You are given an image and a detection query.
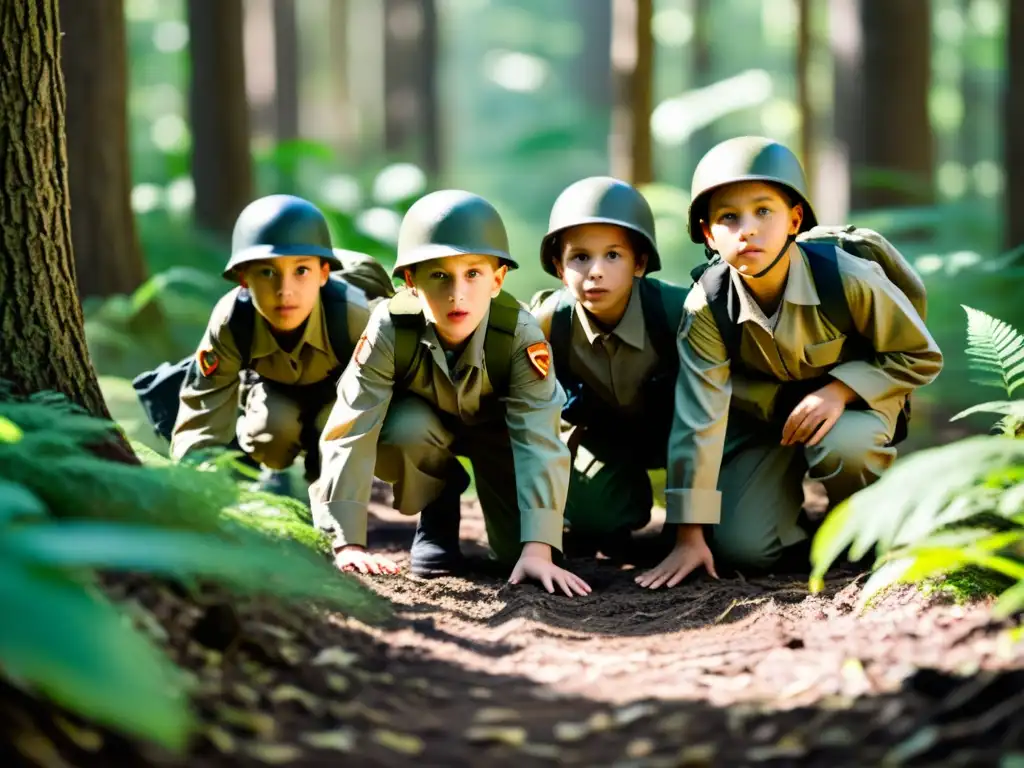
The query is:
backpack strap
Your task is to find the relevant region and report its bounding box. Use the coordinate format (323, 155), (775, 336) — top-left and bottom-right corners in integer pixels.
(482, 290), (522, 397)
(797, 242), (855, 338)
(227, 290), (257, 369)
(548, 290), (577, 392)
(637, 278), (687, 369)
(695, 260), (744, 364)
(319, 276), (352, 367)
(387, 289), (426, 388)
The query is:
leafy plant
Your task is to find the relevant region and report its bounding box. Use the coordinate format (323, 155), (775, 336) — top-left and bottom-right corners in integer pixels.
(810, 307), (1024, 614)
(0, 385), (389, 753)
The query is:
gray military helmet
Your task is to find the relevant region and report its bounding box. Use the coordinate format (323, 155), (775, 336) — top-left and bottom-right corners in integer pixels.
(687, 136), (818, 244)
(392, 190), (517, 277)
(223, 194), (342, 279)
(540, 176), (659, 277)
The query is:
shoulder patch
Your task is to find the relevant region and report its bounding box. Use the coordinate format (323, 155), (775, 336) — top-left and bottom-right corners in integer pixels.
(526, 341), (551, 379)
(353, 334), (372, 367)
(197, 348), (219, 377)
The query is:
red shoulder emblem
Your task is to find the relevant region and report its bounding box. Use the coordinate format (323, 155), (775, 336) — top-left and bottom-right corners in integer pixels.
(197, 349), (219, 377)
(526, 341), (551, 379)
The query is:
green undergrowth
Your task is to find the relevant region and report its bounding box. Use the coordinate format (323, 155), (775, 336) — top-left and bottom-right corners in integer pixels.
(921, 565), (1016, 605)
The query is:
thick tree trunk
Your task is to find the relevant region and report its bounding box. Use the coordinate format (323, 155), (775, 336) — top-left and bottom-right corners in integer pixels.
(187, 0), (254, 240)
(610, 0), (653, 184)
(58, 0), (145, 301)
(855, 0), (934, 210)
(382, 0), (440, 175)
(0, 0), (136, 463)
(1005, 0), (1024, 250)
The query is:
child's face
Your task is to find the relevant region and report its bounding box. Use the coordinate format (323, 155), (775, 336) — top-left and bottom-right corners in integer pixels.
(556, 224), (646, 323)
(239, 256), (330, 331)
(702, 181), (803, 275)
(405, 254), (508, 348)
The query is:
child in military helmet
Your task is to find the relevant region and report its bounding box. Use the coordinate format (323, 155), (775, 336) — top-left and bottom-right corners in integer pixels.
(168, 194), (380, 484)
(311, 190), (592, 597)
(637, 136), (944, 589)
(530, 176), (690, 560)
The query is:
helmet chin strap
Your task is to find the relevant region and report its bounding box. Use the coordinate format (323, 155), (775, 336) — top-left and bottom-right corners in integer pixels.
(748, 234), (796, 279)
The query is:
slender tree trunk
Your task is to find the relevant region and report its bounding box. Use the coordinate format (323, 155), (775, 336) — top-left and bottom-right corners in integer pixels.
(272, 0), (299, 143)
(688, 0), (714, 161)
(382, 0), (440, 175)
(856, 0), (934, 210)
(571, 0), (612, 112)
(0, 0), (136, 463)
(187, 0), (254, 239)
(58, 0), (146, 301)
(829, 0), (865, 220)
(610, 0), (653, 184)
(327, 0), (354, 150)
(795, 0), (814, 202)
(1005, 0), (1024, 250)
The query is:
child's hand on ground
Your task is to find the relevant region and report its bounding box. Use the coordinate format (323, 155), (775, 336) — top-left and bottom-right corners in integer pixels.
(635, 524), (718, 589)
(781, 379), (859, 447)
(334, 545), (401, 576)
(509, 542), (592, 597)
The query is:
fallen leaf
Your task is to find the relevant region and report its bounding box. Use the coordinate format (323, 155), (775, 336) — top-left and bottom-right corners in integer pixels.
(372, 729), (425, 755)
(614, 703), (656, 727)
(553, 722), (589, 742)
(676, 743), (716, 764)
(326, 674), (350, 694)
(473, 707), (520, 723)
(586, 712), (613, 732)
(245, 743), (304, 764)
(54, 715), (103, 752)
(279, 643), (305, 666)
(746, 741), (807, 761)
(203, 725), (236, 754)
(269, 685), (322, 714)
(626, 738), (655, 758)
(215, 706), (276, 738)
(301, 729), (357, 752)
(232, 683), (261, 707)
(312, 647), (358, 668)
(522, 743), (561, 760)
(251, 622), (296, 642)
(12, 728), (73, 768)
(464, 726), (527, 747)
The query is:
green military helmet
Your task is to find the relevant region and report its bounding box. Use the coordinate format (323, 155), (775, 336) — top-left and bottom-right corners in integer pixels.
(223, 194), (342, 279)
(540, 176), (659, 277)
(392, 189), (517, 277)
(687, 136), (818, 244)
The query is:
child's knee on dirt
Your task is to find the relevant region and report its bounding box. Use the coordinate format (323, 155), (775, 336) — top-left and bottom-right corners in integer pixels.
(805, 409), (897, 507)
(564, 446), (653, 537)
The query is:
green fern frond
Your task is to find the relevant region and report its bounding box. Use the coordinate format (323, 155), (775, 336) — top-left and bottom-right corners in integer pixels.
(962, 305), (1024, 396)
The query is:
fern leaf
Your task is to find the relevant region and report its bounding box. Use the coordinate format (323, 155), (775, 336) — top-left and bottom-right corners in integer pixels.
(962, 305), (1024, 396)
(950, 400), (1024, 423)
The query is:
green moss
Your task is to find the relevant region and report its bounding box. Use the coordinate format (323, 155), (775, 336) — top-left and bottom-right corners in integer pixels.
(922, 565), (1015, 604)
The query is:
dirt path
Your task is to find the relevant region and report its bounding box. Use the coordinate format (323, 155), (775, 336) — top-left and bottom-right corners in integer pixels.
(6, 500), (1024, 768)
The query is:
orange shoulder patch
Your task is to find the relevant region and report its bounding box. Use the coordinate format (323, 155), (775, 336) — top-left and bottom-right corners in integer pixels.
(197, 348), (219, 377)
(526, 341), (551, 379)
(353, 334), (371, 367)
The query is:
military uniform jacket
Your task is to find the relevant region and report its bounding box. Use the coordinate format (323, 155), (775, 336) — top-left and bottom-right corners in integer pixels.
(666, 244), (944, 526)
(312, 300), (570, 549)
(170, 286), (372, 460)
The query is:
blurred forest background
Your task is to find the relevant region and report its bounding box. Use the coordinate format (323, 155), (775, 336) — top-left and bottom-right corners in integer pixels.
(74, 0), (1022, 452)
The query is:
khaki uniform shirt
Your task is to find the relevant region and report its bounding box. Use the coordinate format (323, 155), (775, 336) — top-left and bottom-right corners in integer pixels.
(534, 280), (660, 417)
(170, 286), (372, 460)
(666, 244), (944, 526)
(312, 300), (570, 549)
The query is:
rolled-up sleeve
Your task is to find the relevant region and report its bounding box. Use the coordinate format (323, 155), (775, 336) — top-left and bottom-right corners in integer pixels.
(664, 286), (732, 526)
(503, 317), (570, 551)
(311, 303), (396, 546)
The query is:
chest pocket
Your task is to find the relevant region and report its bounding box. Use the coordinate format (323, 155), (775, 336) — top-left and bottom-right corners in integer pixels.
(802, 336), (847, 368)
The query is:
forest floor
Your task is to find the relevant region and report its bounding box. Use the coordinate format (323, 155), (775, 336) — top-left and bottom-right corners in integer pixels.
(8, 490), (1024, 768)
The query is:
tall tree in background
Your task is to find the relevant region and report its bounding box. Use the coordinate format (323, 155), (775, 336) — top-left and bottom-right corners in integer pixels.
(187, 0), (254, 240)
(795, 0), (814, 201)
(688, 0), (714, 161)
(1005, 0), (1024, 250)
(0, 0), (128, 445)
(383, 0), (440, 175)
(571, 0), (612, 115)
(59, 0), (147, 300)
(272, 0), (300, 144)
(328, 0), (354, 151)
(833, 0), (933, 212)
(610, 0), (653, 184)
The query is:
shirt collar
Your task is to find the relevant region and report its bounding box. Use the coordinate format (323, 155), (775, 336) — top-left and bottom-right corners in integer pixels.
(730, 243), (820, 326)
(574, 280), (646, 351)
(249, 295), (327, 359)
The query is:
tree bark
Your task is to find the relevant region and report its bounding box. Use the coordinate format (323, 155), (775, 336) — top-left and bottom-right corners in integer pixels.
(187, 0), (254, 240)
(0, 0), (136, 463)
(855, 0), (934, 210)
(688, 0), (714, 161)
(58, 0), (146, 301)
(610, 0), (653, 184)
(795, 0), (813, 201)
(1005, 0), (1024, 250)
(382, 0), (440, 175)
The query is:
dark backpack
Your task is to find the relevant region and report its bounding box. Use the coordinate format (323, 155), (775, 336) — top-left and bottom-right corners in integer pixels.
(132, 275), (362, 443)
(691, 241), (910, 444)
(545, 279), (688, 464)
(387, 288), (523, 396)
